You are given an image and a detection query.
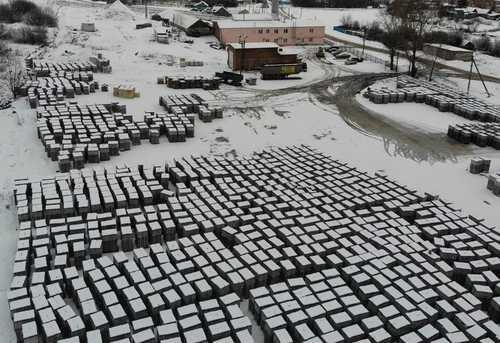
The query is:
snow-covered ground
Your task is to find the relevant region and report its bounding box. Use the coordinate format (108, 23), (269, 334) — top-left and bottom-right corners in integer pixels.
(2, 1), (500, 342)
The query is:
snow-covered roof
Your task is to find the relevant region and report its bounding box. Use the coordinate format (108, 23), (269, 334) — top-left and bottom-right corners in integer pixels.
(425, 43), (472, 52)
(172, 12), (205, 29)
(229, 42), (280, 49)
(216, 19), (323, 29)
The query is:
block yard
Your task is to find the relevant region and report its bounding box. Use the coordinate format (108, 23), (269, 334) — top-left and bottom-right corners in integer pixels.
(11, 145), (500, 343)
(3, 0), (500, 342)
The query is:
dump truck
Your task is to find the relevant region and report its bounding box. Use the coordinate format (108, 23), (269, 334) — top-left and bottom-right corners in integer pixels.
(260, 63), (306, 80)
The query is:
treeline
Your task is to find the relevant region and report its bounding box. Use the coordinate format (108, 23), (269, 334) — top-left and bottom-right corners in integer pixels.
(0, 0), (56, 45)
(290, 0), (378, 8)
(0, 0), (57, 27)
(342, 16), (465, 50)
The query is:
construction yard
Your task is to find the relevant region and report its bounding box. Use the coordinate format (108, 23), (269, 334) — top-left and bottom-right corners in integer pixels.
(3, 0), (500, 343)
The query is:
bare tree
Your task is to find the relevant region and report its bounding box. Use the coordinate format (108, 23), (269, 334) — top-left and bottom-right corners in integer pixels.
(379, 13), (404, 71)
(390, 0), (438, 77)
(4, 50), (25, 98)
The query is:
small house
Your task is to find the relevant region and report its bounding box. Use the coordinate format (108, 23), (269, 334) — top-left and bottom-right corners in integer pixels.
(172, 12), (212, 36)
(211, 6), (232, 17)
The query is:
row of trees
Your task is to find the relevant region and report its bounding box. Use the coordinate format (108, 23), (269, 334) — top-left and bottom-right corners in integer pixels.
(290, 0), (378, 8)
(0, 41), (25, 99)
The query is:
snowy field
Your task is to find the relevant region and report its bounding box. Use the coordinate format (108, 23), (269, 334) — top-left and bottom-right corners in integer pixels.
(2, 1), (500, 342)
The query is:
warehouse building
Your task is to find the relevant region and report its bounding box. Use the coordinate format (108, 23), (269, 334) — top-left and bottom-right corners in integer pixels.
(423, 43), (473, 61)
(213, 19), (324, 46)
(227, 42), (299, 70)
(171, 12), (212, 36)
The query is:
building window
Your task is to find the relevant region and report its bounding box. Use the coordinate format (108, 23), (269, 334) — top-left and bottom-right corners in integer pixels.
(274, 38), (278, 43)
(266, 29), (270, 33)
(309, 28), (314, 33)
(284, 28), (288, 33)
(309, 38), (313, 42)
(264, 39), (269, 42)
(284, 38), (287, 43)
(274, 29), (278, 34)
(258, 29), (263, 34)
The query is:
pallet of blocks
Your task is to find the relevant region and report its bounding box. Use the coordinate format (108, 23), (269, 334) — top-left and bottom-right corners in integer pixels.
(163, 76), (219, 90)
(364, 75), (500, 122)
(28, 60), (95, 76)
(34, 101), (177, 171)
(447, 122), (500, 148)
(159, 94), (223, 123)
(113, 85), (140, 99)
(9, 145), (500, 343)
(89, 53), (112, 73)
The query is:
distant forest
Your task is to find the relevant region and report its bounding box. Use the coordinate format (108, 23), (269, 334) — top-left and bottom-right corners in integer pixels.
(290, 0), (378, 8)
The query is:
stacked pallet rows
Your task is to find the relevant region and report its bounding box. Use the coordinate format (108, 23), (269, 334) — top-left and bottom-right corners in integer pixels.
(448, 122), (500, 149)
(364, 75), (500, 122)
(159, 94), (223, 123)
(17, 77), (99, 109)
(159, 76), (220, 90)
(36, 102), (201, 172)
(28, 61), (95, 77)
(9, 146), (500, 342)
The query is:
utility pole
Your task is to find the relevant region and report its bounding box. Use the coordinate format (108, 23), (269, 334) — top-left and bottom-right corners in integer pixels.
(362, 27), (366, 57)
(239, 35), (247, 75)
(467, 54), (473, 95)
(144, 0), (148, 18)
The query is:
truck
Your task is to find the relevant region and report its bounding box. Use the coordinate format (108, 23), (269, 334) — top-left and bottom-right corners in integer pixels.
(215, 71), (244, 86)
(260, 63), (306, 80)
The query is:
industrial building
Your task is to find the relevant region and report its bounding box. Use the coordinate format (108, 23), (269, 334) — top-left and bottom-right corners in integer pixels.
(423, 43), (473, 61)
(226, 42), (300, 70)
(213, 19), (325, 46)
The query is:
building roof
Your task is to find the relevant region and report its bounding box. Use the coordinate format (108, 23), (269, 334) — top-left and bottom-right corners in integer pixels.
(228, 42), (280, 49)
(216, 19), (323, 29)
(172, 12), (207, 29)
(425, 43), (472, 52)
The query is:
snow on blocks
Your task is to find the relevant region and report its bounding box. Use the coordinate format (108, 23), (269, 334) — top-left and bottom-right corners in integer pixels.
(9, 145), (500, 342)
(89, 53), (112, 74)
(35, 102), (201, 172)
(363, 75), (500, 122)
(16, 77), (99, 109)
(448, 122), (500, 149)
(161, 76), (220, 90)
(159, 94), (223, 124)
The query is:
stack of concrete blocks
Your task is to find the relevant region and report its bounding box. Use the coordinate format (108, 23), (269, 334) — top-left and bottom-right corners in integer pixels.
(448, 122), (500, 149)
(81, 23), (96, 32)
(89, 53), (112, 73)
(10, 146), (500, 342)
(30, 60), (94, 76)
(365, 75), (500, 122)
(159, 94), (223, 126)
(487, 173), (500, 196)
(164, 76), (220, 90)
(469, 157), (491, 174)
(16, 77), (97, 109)
(36, 102), (169, 170)
(179, 58), (204, 67)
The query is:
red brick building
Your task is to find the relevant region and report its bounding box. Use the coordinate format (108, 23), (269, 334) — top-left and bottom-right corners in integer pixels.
(227, 42), (299, 71)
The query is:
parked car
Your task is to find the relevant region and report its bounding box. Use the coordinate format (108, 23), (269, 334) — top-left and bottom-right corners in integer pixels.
(326, 46), (340, 53)
(335, 52), (351, 59)
(345, 57), (358, 65)
(209, 42), (224, 50)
